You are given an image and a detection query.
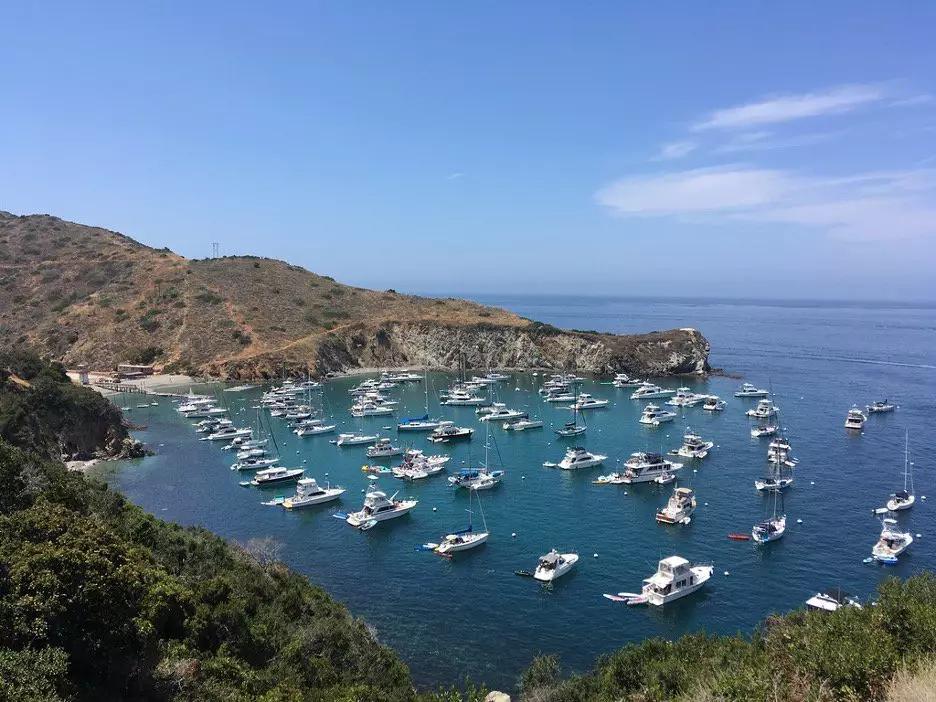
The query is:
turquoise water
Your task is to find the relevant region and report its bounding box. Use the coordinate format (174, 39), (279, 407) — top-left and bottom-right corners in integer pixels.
(100, 296), (936, 690)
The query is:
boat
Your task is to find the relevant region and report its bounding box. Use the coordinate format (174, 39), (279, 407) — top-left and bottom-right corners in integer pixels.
(806, 588), (862, 612)
(231, 456), (280, 471)
(592, 472), (627, 485)
(630, 556), (713, 606)
(441, 389), (489, 406)
(235, 447), (265, 459)
(638, 403), (677, 426)
(702, 395), (726, 412)
(745, 398), (778, 420)
(571, 394), (610, 410)
(751, 423), (778, 438)
(336, 432), (380, 446)
(654, 471), (676, 485)
(427, 425), (474, 444)
(345, 480), (418, 527)
(665, 387), (706, 408)
(655, 486), (696, 525)
(543, 389), (576, 403)
(222, 437), (267, 451)
(867, 400), (895, 414)
(612, 373), (643, 388)
(871, 517), (913, 562)
(533, 550), (579, 582)
(503, 418), (544, 431)
(735, 383), (769, 398)
(752, 490), (786, 543)
(295, 423), (337, 436)
(365, 438), (405, 458)
(448, 423), (504, 490)
(754, 462), (793, 492)
(845, 407), (867, 431)
(350, 402), (394, 417)
(478, 405), (528, 422)
(886, 432), (915, 512)
(282, 477), (345, 508)
(630, 384), (676, 400)
(620, 452), (683, 484)
(672, 428), (713, 459)
(247, 466), (304, 487)
(436, 490), (490, 555)
(199, 426), (252, 441)
(398, 370), (451, 431)
(550, 446), (607, 471)
(556, 388), (588, 437)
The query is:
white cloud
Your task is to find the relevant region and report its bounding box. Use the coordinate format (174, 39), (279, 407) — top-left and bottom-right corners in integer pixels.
(890, 94), (934, 108)
(654, 141), (696, 160)
(445, 172), (464, 180)
(595, 165), (936, 241)
(714, 130), (846, 153)
(692, 84), (886, 131)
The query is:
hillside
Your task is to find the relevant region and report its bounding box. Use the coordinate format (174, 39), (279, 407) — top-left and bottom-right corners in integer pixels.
(0, 212), (710, 379)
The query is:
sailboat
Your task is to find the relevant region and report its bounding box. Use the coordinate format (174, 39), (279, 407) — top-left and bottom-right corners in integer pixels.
(752, 489), (786, 543)
(435, 490), (490, 555)
(448, 421), (504, 490)
(555, 380), (586, 437)
(398, 368), (452, 432)
(335, 403), (380, 446)
(887, 432), (915, 512)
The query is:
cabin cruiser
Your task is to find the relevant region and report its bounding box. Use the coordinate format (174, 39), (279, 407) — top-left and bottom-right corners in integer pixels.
(366, 438), (405, 458)
(572, 394), (610, 410)
(638, 403), (677, 426)
(441, 389), (489, 406)
(551, 446), (607, 471)
(478, 405), (528, 422)
(398, 414), (452, 432)
(628, 556), (713, 606)
(503, 418), (544, 431)
(592, 472), (627, 485)
(247, 466), (304, 487)
(806, 588), (862, 612)
(845, 408), (866, 431)
(702, 395), (726, 412)
(867, 400), (895, 414)
(472, 372), (509, 384)
(754, 474), (793, 491)
(871, 518), (913, 562)
(672, 428), (713, 459)
(282, 478), (345, 509)
(199, 426), (252, 441)
(735, 383), (769, 398)
(231, 456), (279, 471)
(382, 371), (422, 383)
(181, 405), (227, 419)
(533, 550), (579, 582)
(630, 384), (676, 400)
(295, 423), (337, 436)
(345, 482), (418, 527)
(656, 487), (696, 525)
(427, 426), (474, 444)
(222, 436), (267, 451)
(336, 432), (380, 446)
(665, 387), (705, 408)
(350, 402), (394, 417)
(235, 446), (267, 459)
(612, 373), (643, 388)
(447, 468), (504, 490)
(745, 399), (778, 420)
(196, 418), (232, 434)
(751, 423), (778, 438)
(543, 389), (576, 403)
(620, 452), (683, 484)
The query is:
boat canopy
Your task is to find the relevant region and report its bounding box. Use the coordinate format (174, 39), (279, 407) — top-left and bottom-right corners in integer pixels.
(401, 414), (430, 424)
(894, 490), (910, 500)
(539, 552), (560, 566)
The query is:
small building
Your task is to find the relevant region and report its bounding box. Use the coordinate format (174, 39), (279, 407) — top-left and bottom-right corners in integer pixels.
(117, 363), (155, 378)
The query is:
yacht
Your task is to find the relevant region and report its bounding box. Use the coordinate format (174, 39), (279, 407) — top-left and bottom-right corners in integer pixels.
(620, 452), (683, 484)
(543, 390), (576, 403)
(630, 384), (676, 400)
(222, 436), (267, 451)
(247, 466), (304, 487)
(282, 478), (345, 509)
(751, 423), (778, 438)
(592, 472), (627, 485)
(181, 405), (227, 419)
(754, 472), (793, 492)
(767, 437), (798, 468)
(469, 471), (505, 491)
(231, 456), (280, 472)
(235, 446), (266, 459)
(806, 588), (862, 612)
(384, 371), (423, 383)
(672, 428), (713, 459)
(745, 398), (778, 420)
(503, 418), (544, 431)
(735, 383), (769, 398)
(478, 406), (528, 422)
(199, 426), (252, 441)
(441, 390), (489, 406)
(612, 373), (643, 388)
(752, 491), (786, 543)
(638, 403), (677, 426)
(549, 446), (607, 471)
(398, 414), (452, 432)
(629, 556), (713, 606)
(572, 394), (610, 410)
(886, 433), (915, 512)
(345, 481), (418, 528)
(533, 550), (579, 582)
(436, 491), (489, 554)
(871, 518), (913, 563)
(336, 432), (380, 446)
(350, 402), (394, 417)
(295, 423), (337, 436)
(845, 407), (867, 431)
(702, 395), (726, 412)
(655, 486), (696, 525)
(867, 400), (896, 414)
(365, 438), (405, 458)
(665, 387), (705, 408)
(428, 425), (474, 444)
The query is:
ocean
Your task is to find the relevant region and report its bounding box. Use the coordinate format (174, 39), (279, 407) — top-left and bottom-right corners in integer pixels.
(98, 295), (936, 691)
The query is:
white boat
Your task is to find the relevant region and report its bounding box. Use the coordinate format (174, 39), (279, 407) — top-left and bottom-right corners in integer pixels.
(336, 432), (380, 446)
(702, 395), (726, 412)
(549, 446), (607, 471)
(638, 403), (677, 426)
(478, 406), (528, 422)
(871, 517), (913, 562)
(672, 428), (713, 459)
(235, 447), (266, 460)
(295, 423), (337, 436)
(735, 383), (769, 398)
(398, 415), (451, 432)
(665, 387), (705, 408)
(503, 418), (544, 431)
(345, 481), (418, 527)
(752, 491), (786, 543)
(867, 400), (896, 414)
(751, 423), (778, 438)
(767, 437), (798, 468)
(656, 486), (696, 525)
(231, 456), (280, 471)
(533, 550), (579, 582)
(592, 472), (627, 485)
(632, 556), (713, 606)
(806, 588), (862, 612)
(222, 437), (267, 451)
(427, 425), (474, 443)
(441, 390), (489, 406)
(654, 471), (676, 485)
(543, 391), (576, 403)
(435, 490), (490, 554)
(886, 432), (915, 512)
(350, 402), (394, 417)
(572, 393), (610, 410)
(620, 452), (682, 484)
(745, 398), (778, 420)
(612, 373), (643, 388)
(366, 438), (405, 458)
(283, 478), (345, 508)
(845, 407), (866, 431)
(630, 384), (676, 400)
(199, 426), (252, 441)
(556, 389), (588, 437)
(248, 466), (304, 487)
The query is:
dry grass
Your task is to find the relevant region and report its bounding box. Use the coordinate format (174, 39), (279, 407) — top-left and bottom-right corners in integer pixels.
(886, 663), (936, 702)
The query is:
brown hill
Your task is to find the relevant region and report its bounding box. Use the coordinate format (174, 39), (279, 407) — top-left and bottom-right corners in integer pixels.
(0, 211), (710, 378)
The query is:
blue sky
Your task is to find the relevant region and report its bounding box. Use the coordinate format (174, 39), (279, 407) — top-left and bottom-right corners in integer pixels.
(2, 2), (935, 300)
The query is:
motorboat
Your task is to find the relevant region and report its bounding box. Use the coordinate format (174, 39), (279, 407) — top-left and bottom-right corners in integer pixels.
(806, 588), (862, 612)
(665, 387), (705, 408)
(247, 466), (304, 487)
(630, 384), (676, 400)
(547, 446), (607, 471)
(620, 452), (682, 484)
(672, 428), (713, 459)
(398, 414), (452, 432)
(752, 491), (786, 543)
(282, 478), (345, 509)
(533, 550), (579, 582)
(638, 403), (677, 426)
(336, 432), (380, 446)
(886, 432), (915, 512)
(845, 407), (866, 431)
(655, 486), (696, 525)
(427, 426), (474, 444)
(767, 437), (798, 468)
(235, 447), (266, 459)
(231, 456), (280, 471)
(751, 423), (778, 438)
(871, 518), (913, 562)
(612, 373), (643, 388)
(478, 406), (528, 422)
(366, 438), (405, 458)
(350, 402), (394, 417)
(441, 390), (488, 406)
(503, 418), (544, 431)
(702, 395), (726, 412)
(592, 472), (627, 485)
(867, 400), (895, 414)
(654, 471), (676, 485)
(543, 390), (576, 403)
(199, 426), (252, 441)
(745, 399), (778, 420)
(754, 475), (793, 491)
(629, 556), (713, 606)
(345, 481), (418, 527)
(295, 423), (337, 436)
(572, 394), (610, 410)
(222, 436), (267, 451)
(383, 371), (422, 383)
(735, 383), (769, 398)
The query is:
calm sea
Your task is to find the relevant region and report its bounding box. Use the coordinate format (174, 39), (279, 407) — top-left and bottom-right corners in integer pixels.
(100, 295), (936, 691)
